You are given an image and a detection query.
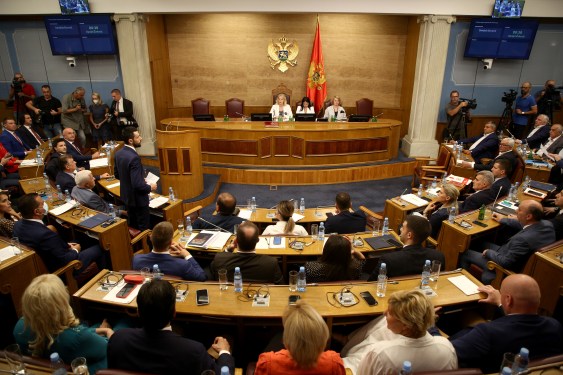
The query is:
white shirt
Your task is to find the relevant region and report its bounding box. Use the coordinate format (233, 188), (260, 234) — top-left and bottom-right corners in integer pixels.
(324, 106), (346, 120)
(261, 221), (308, 236)
(526, 124), (545, 139)
(469, 132), (494, 151)
(296, 106), (315, 114)
(269, 104), (293, 121)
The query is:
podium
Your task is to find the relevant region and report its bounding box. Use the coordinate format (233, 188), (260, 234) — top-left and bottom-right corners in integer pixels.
(155, 129), (203, 200)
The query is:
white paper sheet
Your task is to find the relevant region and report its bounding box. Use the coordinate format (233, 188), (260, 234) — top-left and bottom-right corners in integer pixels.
(106, 182), (120, 189)
(291, 213), (305, 222)
(50, 201), (78, 215)
(448, 275), (480, 295)
(20, 160), (38, 166)
(400, 194), (429, 207)
(145, 172), (160, 185)
(0, 246), (20, 261)
(149, 196), (169, 208)
(237, 209), (252, 220)
(89, 158), (109, 168)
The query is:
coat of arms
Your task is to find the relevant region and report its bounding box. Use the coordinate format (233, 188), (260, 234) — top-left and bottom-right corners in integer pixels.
(267, 36), (299, 73)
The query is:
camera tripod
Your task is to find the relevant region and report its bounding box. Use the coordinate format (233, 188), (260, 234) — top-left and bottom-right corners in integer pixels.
(445, 110), (469, 141)
(497, 101), (513, 137)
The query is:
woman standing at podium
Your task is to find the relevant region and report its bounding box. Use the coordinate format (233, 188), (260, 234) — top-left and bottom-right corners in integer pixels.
(270, 94), (293, 121)
(296, 96), (315, 114)
(324, 96), (347, 121)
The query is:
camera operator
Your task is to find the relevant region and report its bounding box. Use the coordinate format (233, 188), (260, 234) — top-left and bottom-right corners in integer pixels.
(8, 73), (36, 124)
(26, 85), (62, 138)
(535, 80), (562, 121)
(512, 81), (537, 139)
(61, 87), (88, 147)
(445, 90), (471, 140)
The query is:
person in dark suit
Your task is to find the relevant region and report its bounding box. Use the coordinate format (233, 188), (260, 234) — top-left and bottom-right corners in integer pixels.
(114, 127), (156, 231)
(0, 117), (30, 159)
(210, 221), (284, 284)
(56, 154), (77, 194)
(368, 215), (445, 280)
(516, 114), (550, 149)
(16, 113), (44, 149)
(45, 138), (67, 181)
(109, 89), (136, 128)
(451, 274), (563, 374)
(107, 279), (234, 375)
(460, 200), (555, 284)
(62, 127), (100, 169)
(549, 190), (563, 241)
(13, 193), (107, 274)
(132, 222), (206, 281)
(491, 158), (512, 198)
(460, 138), (518, 176)
(192, 192), (244, 232)
(537, 124), (563, 155)
(324, 192), (366, 234)
(458, 171), (497, 213)
(457, 121), (499, 163)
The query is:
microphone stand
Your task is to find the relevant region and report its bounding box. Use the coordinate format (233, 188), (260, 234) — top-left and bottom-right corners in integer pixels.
(195, 217), (233, 234)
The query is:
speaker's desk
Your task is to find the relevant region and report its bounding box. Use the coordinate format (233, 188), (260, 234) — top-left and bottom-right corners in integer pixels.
(159, 118), (402, 167)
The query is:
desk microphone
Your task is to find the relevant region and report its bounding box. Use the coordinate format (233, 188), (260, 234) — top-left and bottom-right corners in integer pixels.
(235, 112), (245, 118)
(374, 112), (384, 118)
(194, 217), (234, 234)
(269, 198), (293, 210)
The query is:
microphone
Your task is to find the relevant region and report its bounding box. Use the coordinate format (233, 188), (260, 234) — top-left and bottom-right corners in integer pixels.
(492, 186), (503, 206)
(195, 217), (233, 234)
(374, 112), (384, 118)
(269, 198), (294, 210)
(235, 112), (245, 117)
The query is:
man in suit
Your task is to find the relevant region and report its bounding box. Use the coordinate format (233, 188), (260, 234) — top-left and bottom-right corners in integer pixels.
(13, 193), (107, 274)
(210, 221), (284, 284)
(491, 158), (512, 197)
(193, 192), (244, 232)
(460, 200), (555, 284)
(550, 190), (563, 241)
(45, 138), (67, 181)
(324, 192), (366, 234)
(0, 117), (30, 159)
(110, 89), (136, 130)
(368, 215), (444, 279)
(55, 154), (77, 194)
(460, 137), (518, 175)
(62, 127), (100, 169)
(458, 171), (497, 213)
(456, 121), (499, 163)
(108, 279), (234, 375)
(16, 113), (44, 149)
(71, 170), (111, 213)
(536, 123), (563, 156)
(515, 114), (550, 149)
(451, 274), (563, 374)
(114, 126), (156, 231)
(132, 222), (206, 281)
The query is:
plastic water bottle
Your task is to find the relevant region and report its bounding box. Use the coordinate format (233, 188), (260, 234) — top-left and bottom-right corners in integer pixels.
(297, 266), (306, 292)
(50, 352), (66, 373)
(168, 186), (175, 202)
(185, 216), (193, 236)
(318, 222), (325, 241)
(153, 264), (162, 280)
(399, 360), (412, 375)
(513, 182), (520, 203)
(420, 260), (431, 289)
(234, 267), (243, 293)
(36, 147), (43, 165)
(417, 184), (423, 197)
(299, 197), (305, 214)
(448, 206), (456, 223)
(523, 175), (531, 189)
(64, 189), (71, 203)
(442, 173), (448, 185)
(56, 185), (63, 200)
(108, 204), (116, 220)
(431, 176), (437, 189)
(251, 196), (257, 212)
(43, 172), (50, 190)
(500, 367), (512, 375)
(512, 347), (529, 374)
(376, 263), (387, 297)
(220, 366), (230, 375)
(382, 217), (389, 235)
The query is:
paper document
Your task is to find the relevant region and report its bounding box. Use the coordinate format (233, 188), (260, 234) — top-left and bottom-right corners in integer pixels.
(291, 213), (304, 222)
(102, 280), (141, 304)
(149, 196), (169, 208)
(448, 275), (480, 295)
(20, 160), (37, 166)
(50, 201), (78, 215)
(256, 236), (286, 249)
(446, 175), (472, 187)
(187, 230), (230, 249)
(400, 194), (428, 207)
(89, 158), (109, 168)
(237, 209), (252, 220)
(206, 232), (232, 250)
(145, 172), (160, 185)
(106, 182), (120, 189)
(0, 246), (20, 261)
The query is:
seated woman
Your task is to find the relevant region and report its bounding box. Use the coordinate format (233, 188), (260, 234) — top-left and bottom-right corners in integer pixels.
(341, 290), (457, 374)
(13, 274), (126, 374)
(305, 235), (365, 282)
(262, 200), (308, 236)
(255, 300), (345, 375)
(0, 191), (20, 237)
(323, 96), (347, 121)
(422, 183), (459, 238)
(296, 96), (315, 114)
(269, 94), (293, 121)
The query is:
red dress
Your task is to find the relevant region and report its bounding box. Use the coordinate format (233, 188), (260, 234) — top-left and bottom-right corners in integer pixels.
(0, 143), (20, 173)
(255, 349), (346, 375)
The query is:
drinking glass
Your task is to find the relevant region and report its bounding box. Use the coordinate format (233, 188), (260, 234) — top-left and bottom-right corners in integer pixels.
(288, 270), (298, 292)
(372, 218), (380, 237)
(140, 267), (152, 281)
(430, 260), (441, 289)
(500, 352), (515, 372)
(10, 237), (21, 256)
(71, 357), (89, 375)
(4, 344), (25, 374)
(177, 219), (186, 241)
(247, 199), (252, 210)
(310, 224), (319, 241)
(218, 269), (228, 291)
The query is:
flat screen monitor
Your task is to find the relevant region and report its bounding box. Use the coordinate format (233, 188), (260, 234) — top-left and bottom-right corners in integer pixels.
(193, 114), (215, 122)
(348, 115), (371, 122)
(294, 113), (316, 122)
(464, 18), (538, 59)
(44, 15), (117, 55)
(250, 113), (272, 121)
(59, 0), (90, 14)
(492, 0), (525, 18)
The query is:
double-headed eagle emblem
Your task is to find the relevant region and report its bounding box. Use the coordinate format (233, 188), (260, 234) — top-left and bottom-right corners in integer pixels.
(268, 36), (299, 73)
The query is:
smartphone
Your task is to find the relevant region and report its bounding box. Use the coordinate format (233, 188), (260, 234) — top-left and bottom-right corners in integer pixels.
(196, 289), (209, 306)
(288, 295), (300, 305)
(472, 220), (488, 228)
(273, 236), (282, 245)
(360, 291), (378, 306)
(116, 283), (136, 298)
(326, 212), (334, 218)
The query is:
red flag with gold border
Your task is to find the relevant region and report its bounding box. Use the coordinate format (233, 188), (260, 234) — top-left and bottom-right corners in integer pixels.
(306, 18), (327, 115)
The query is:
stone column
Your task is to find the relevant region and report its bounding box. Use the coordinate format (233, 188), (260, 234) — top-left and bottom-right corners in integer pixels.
(113, 13), (156, 155)
(401, 15), (456, 158)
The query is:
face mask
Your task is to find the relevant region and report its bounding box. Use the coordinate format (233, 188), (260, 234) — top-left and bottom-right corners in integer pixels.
(93, 99), (100, 104)
(43, 202), (49, 214)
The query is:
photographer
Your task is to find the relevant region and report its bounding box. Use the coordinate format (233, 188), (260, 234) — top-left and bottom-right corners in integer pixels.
(8, 73), (36, 124)
(26, 85), (62, 138)
(535, 80), (562, 121)
(512, 81), (537, 139)
(445, 90), (472, 140)
(61, 87), (88, 147)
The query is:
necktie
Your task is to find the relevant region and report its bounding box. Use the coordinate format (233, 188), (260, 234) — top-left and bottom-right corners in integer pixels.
(71, 142), (82, 155)
(11, 132), (23, 146)
(29, 128), (43, 144)
(115, 101), (119, 113)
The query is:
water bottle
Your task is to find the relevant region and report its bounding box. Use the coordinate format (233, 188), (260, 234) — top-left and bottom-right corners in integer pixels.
(509, 184), (515, 201)
(185, 216), (193, 236)
(220, 366), (230, 375)
(417, 184), (423, 197)
(234, 267), (243, 293)
(448, 206), (456, 223)
(251, 197), (257, 212)
(168, 186), (175, 202)
(297, 266), (306, 292)
(50, 352), (66, 373)
(432, 176), (437, 189)
(523, 175), (531, 189)
(460, 142), (464, 152)
(48, 137), (52, 148)
(56, 185), (63, 200)
(500, 367), (512, 375)
(513, 182), (520, 203)
(478, 204), (486, 221)
(382, 217), (389, 235)
(420, 260), (431, 289)
(43, 172), (50, 190)
(64, 189), (71, 203)
(153, 264), (162, 280)
(376, 263), (387, 297)
(299, 197), (305, 214)
(442, 173), (448, 185)
(399, 360), (412, 375)
(108, 204), (116, 220)
(318, 222), (325, 241)
(36, 147), (43, 165)
(512, 347), (529, 374)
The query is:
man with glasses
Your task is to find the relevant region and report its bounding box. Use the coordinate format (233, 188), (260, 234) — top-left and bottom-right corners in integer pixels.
(512, 82), (537, 139)
(460, 137), (518, 174)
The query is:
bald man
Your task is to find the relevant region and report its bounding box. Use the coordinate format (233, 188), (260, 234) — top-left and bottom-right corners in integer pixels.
(192, 192), (244, 233)
(451, 274), (563, 373)
(460, 200), (555, 284)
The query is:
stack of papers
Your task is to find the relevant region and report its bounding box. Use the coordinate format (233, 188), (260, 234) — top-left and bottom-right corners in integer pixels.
(149, 196), (169, 208)
(448, 275), (480, 295)
(446, 175), (472, 187)
(186, 230), (232, 250)
(0, 246), (20, 261)
(50, 201), (78, 215)
(400, 194), (428, 207)
(89, 158), (109, 168)
(20, 160), (38, 166)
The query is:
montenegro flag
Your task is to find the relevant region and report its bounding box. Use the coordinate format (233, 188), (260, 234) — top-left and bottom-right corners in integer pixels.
(306, 17), (327, 116)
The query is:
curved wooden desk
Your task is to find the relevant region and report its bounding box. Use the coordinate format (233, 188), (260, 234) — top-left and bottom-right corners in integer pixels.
(159, 118), (402, 167)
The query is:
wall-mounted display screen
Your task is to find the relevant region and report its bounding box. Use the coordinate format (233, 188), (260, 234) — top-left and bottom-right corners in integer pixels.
(44, 15), (117, 55)
(59, 0), (90, 15)
(492, 0), (525, 18)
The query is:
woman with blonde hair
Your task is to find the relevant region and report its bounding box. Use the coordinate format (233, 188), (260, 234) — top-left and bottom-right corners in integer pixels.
(323, 96), (346, 121)
(89, 92), (110, 146)
(269, 93), (293, 121)
(255, 300), (345, 374)
(342, 290), (457, 374)
(262, 200), (308, 236)
(13, 274), (121, 373)
(422, 183), (459, 238)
